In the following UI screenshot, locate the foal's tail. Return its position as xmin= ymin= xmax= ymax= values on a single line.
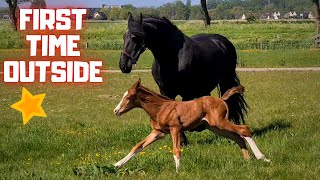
xmin=221 ymin=85 xmax=245 ymax=101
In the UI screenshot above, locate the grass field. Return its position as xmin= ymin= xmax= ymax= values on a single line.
xmin=1 ymin=49 xmax=320 ymax=69
xmin=0 ymin=20 xmax=317 ymax=50
xmin=1 ymin=71 xmax=320 ymax=179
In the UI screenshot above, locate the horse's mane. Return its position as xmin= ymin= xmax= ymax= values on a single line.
xmin=143 ymin=15 xmax=173 ymax=26
xmin=128 ymin=14 xmax=182 ymax=36
xmin=138 ymin=85 xmax=171 ymax=100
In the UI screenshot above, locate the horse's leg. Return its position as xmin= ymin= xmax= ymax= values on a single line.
xmin=114 ymin=130 xmax=165 ymax=168
xmin=170 ymin=127 xmax=182 ymax=172
xmin=205 ymin=123 xmax=249 ymax=159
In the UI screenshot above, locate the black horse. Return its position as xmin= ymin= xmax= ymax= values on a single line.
xmin=119 ymin=13 xmax=247 ymax=143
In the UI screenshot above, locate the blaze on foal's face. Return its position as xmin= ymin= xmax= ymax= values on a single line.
xmin=114 ymin=79 xmax=141 ymax=116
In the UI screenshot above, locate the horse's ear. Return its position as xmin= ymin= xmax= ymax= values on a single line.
xmin=139 ymin=13 xmax=143 ymax=24
xmin=128 ymin=12 xmax=133 ymax=22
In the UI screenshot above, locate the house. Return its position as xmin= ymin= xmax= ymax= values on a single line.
xmin=86 ymin=8 xmax=100 ymax=19
xmin=260 ymin=13 xmax=275 ymax=20
xmin=93 ymin=12 xmax=107 ymax=20
xmin=241 ymin=14 xmax=246 ymax=20
xmin=273 ymin=12 xmax=279 ymax=20
xmin=2 ymin=15 xmax=10 ymax=20
xmin=260 ymin=13 xmax=269 ymax=20
xmin=298 ymin=12 xmax=310 ymax=19
xmin=308 ymin=12 xmax=314 ymax=19
xmin=292 ymin=11 xmax=297 ymax=18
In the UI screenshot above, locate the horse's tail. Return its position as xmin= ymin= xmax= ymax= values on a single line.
xmin=221 ymin=85 xmax=244 ymax=101
xmin=218 ymin=45 xmax=248 ymax=125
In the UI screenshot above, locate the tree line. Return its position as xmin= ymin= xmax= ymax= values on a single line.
xmin=3 ymin=0 xmax=320 ymax=32
xmin=94 ymin=0 xmax=317 ymax=21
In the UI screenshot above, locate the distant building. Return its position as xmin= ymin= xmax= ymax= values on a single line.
xmin=292 ymin=11 xmax=297 ymax=18
xmin=260 ymin=13 xmax=276 ymax=20
xmin=273 ymin=12 xmax=279 ymax=20
xmin=308 ymin=12 xmax=314 ymax=19
xmin=2 ymin=15 xmax=10 ymax=20
xmin=288 ymin=11 xmax=294 ymax=18
xmin=102 ymin=4 xmax=122 ymax=9
xmin=93 ymin=12 xmax=108 ymax=20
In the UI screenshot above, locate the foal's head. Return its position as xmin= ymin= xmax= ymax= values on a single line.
xmin=114 ymin=79 xmax=141 ymax=116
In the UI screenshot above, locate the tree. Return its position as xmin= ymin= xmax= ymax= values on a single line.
xmin=230 ymin=6 xmax=245 ymax=19
xmin=109 ymin=7 xmax=121 ymax=20
xmin=5 ymin=0 xmax=46 ymax=31
xmin=158 ymin=3 xmax=175 ymax=19
xmin=30 ymin=0 xmax=46 ymax=8
xmin=186 ymin=0 xmax=191 ymax=19
xmin=201 ymin=0 xmax=211 ymax=26
xmin=6 ymin=0 xmax=18 ymax=31
xmin=189 ymin=5 xmax=204 ymax=19
xmin=175 ymin=0 xmax=188 ymax=20
xmin=311 ymin=0 xmax=320 ymax=33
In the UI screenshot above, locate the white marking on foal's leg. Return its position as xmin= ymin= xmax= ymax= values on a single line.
xmin=114 ymin=91 xmax=128 ymax=113
xmin=114 ymin=148 xmax=142 ymax=168
xmin=174 ymin=155 xmax=180 ymax=172
xmin=243 ymin=137 xmax=270 ymax=162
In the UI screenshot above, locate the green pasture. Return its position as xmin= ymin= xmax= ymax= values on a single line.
xmin=1 ymin=49 xmax=320 ymax=69
xmin=0 ymin=20 xmax=317 ymax=50
xmin=0 ymin=71 xmax=320 ymax=179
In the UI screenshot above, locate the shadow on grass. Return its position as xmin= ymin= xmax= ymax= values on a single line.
xmin=252 ymin=120 xmax=292 ymax=137
xmin=73 ymin=164 xmax=145 ymax=177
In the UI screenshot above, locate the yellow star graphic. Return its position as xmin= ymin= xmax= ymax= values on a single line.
xmin=11 ymin=87 xmax=47 ymax=125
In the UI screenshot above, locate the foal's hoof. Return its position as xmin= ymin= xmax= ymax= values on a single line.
xmin=260 ymin=155 xmax=271 ymax=163
xmin=113 ymin=163 xmax=123 ymax=168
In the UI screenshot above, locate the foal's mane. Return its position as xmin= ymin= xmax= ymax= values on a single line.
xmin=138 ymin=85 xmax=171 ymax=100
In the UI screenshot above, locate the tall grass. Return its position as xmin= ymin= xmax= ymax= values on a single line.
xmin=0 ymin=20 xmax=317 ymax=50
xmin=0 ymin=72 xmax=320 ymax=179
xmin=1 ymin=49 xmax=320 ymax=69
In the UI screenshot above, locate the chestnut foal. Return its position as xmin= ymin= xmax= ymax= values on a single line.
xmin=113 ymin=79 xmax=270 ymax=171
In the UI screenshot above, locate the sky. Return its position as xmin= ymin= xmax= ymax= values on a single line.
xmin=0 ymin=0 xmax=200 ymax=8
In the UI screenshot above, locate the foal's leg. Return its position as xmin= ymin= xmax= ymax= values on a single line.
xmin=208 ymin=118 xmax=270 ymax=162
xmin=114 ymin=130 xmax=165 ymax=168
xmin=170 ymin=127 xmax=182 ymax=172
xmin=243 ymin=136 xmax=270 ymax=162
xmin=206 ymin=125 xmax=250 ymax=159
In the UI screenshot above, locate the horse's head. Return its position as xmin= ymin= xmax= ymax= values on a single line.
xmin=119 ymin=13 xmax=146 ymax=73
xmin=114 ymin=79 xmax=141 ymax=116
